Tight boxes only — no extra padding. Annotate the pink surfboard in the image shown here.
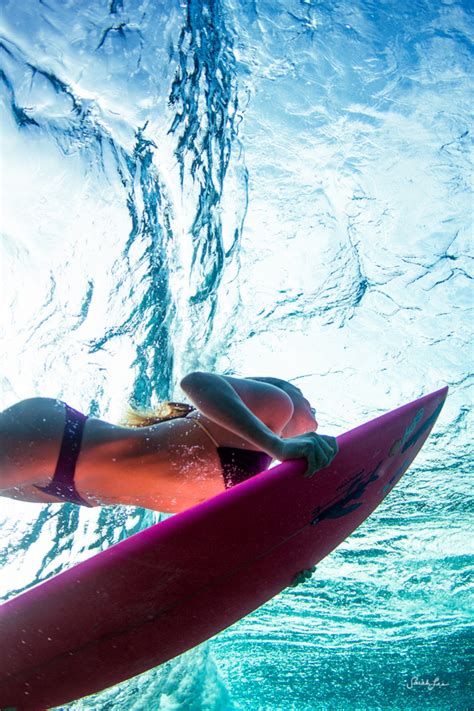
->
[0,386,448,710]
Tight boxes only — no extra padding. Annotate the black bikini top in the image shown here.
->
[187,413,273,489]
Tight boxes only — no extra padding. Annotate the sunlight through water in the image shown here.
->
[0,0,472,708]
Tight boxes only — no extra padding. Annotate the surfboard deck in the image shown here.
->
[0,386,448,710]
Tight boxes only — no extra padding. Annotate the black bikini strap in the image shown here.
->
[35,404,92,507]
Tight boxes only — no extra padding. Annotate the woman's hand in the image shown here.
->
[272,432,339,477]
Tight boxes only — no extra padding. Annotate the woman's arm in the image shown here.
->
[180,372,284,458]
[244,375,293,391]
[180,372,338,475]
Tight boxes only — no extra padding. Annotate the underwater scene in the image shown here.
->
[0,0,472,708]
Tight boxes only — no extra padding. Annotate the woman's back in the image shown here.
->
[0,398,227,511]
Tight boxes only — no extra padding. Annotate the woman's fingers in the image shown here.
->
[319,434,338,458]
[303,443,326,477]
[290,566,317,587]
[276,432,338,476]
[303,435,339,477]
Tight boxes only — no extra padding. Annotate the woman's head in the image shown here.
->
[279,383,318,438]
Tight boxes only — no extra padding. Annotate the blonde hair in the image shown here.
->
[120,401,195,427]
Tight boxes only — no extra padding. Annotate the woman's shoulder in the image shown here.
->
[219,374,295,431]
[182,372,294,437]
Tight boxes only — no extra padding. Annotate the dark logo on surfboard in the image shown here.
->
[310,461,383,525]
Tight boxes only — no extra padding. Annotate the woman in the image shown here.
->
[0,372,338,513]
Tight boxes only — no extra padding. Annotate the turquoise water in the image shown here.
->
[0,0,472,708]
